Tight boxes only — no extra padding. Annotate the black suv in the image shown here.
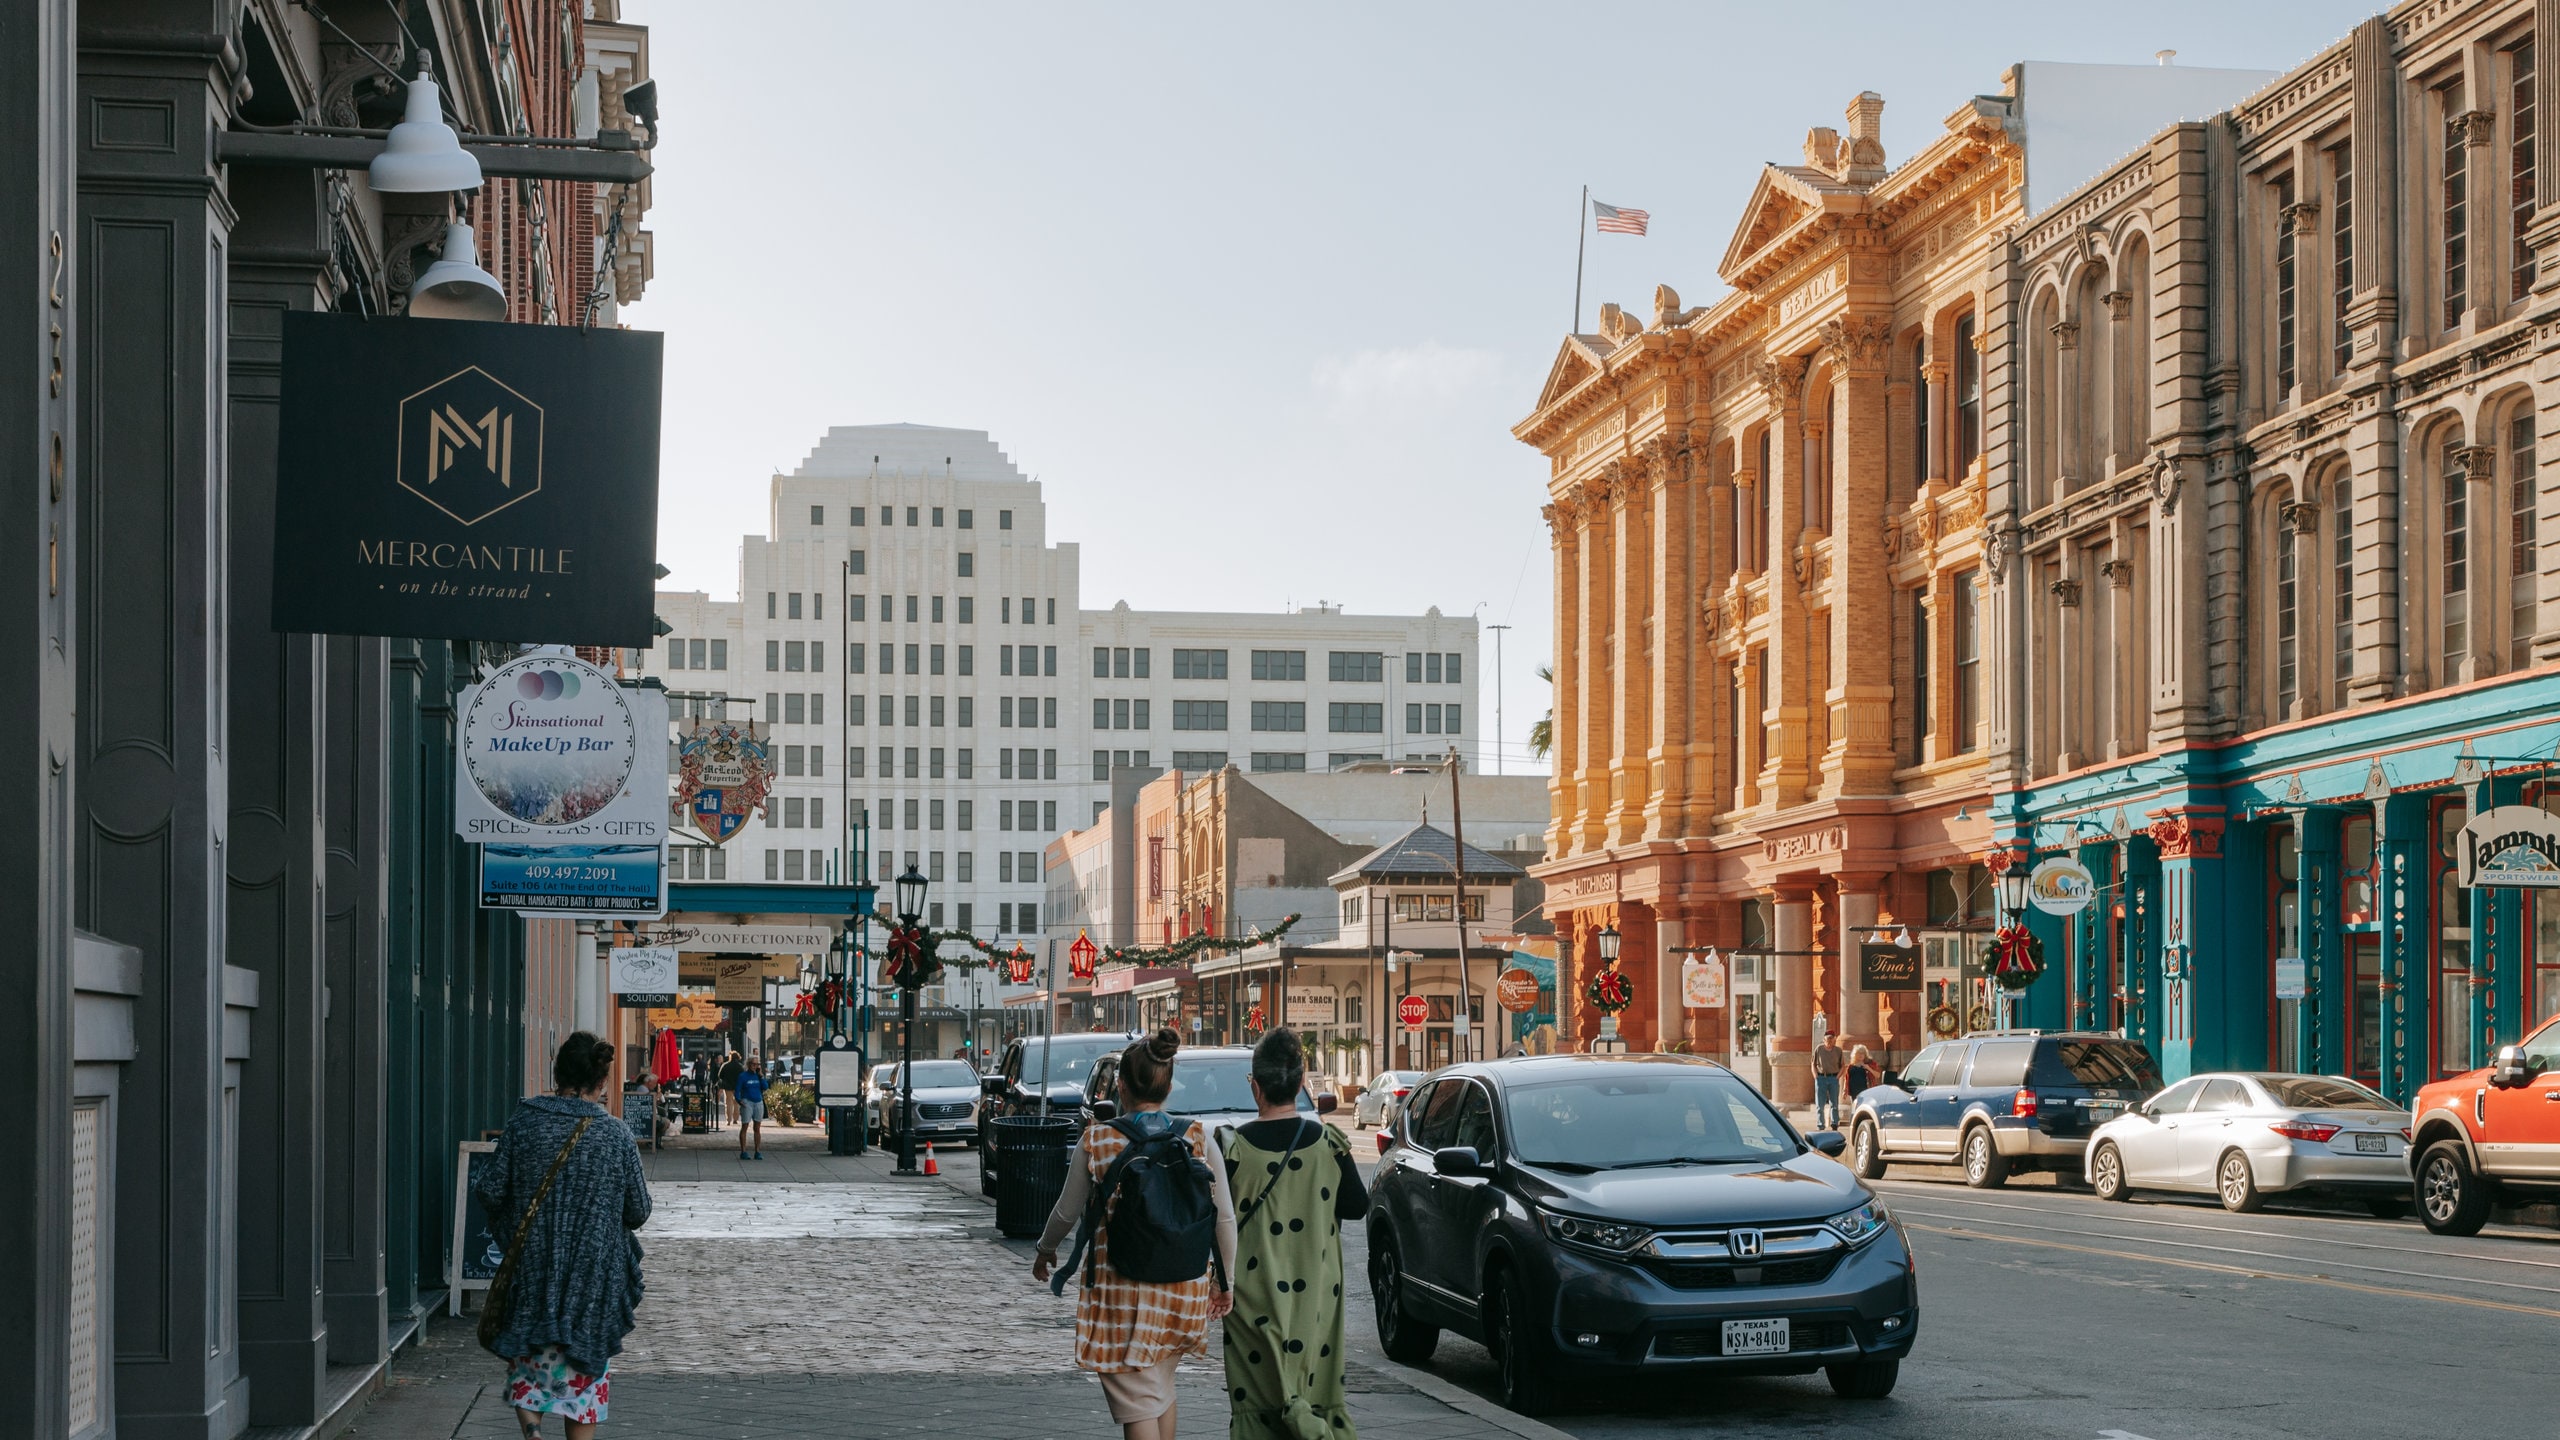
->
[978,1031,1140,1194]
[1367,1054,1915,1414]
[1846,1030,2161,1187]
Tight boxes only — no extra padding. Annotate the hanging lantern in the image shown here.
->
[1006,945,1035,985]
[1069,930,1099,980]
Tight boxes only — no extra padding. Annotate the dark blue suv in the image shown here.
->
[1368,1054,1917,1415]
[1845,1031,2161,1187]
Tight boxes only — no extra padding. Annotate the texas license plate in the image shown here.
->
[2355,1133,2388,1153]
[1722,1318,1790,1356]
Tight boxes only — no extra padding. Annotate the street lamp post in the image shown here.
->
[1594,923,1623,1053]
[1993,862,2031,1029]
[890,863,931,1176]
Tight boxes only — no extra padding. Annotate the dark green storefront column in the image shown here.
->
[2298,807,2344,1077]
[2379,794,2429,1104]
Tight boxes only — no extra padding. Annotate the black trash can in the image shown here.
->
[827,1105,866,1156]
[990,1114,1079,1239]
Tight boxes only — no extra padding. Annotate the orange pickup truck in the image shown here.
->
[2407,1013,2560,1234]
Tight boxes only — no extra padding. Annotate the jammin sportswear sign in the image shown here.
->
[270,312,663,646]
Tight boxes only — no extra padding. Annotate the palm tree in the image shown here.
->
[1527,664,1554,759]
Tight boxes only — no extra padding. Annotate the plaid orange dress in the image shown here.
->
[1061,1117,1234,1372]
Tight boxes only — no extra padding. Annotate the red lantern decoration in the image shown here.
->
[1005,945,1035,985]
[1068,930,1099,980]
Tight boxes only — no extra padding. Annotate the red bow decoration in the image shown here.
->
[1585,966,1634,1014]
[1985,924,2045,992]
[812,978,843,1020]
[791,991,816,1019]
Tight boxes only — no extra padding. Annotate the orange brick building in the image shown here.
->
[1516,87,2021,1100]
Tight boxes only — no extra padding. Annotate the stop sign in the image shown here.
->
[1398,995,1428,1030]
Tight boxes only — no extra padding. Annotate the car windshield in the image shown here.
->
[900,1061,978,1088]
[2255,1075,2394,1110]
[1504,1071,1796,1169]
[1022,1037,1128,1087]
[2036,1040,2162,1090]
[1165,1055,1313,1116]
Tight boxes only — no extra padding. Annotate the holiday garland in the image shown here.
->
[855,913,1308,988]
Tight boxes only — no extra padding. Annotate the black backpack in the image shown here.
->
[1052,1116,1226,1294]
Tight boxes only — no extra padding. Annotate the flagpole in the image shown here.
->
[1573,184,1587,334]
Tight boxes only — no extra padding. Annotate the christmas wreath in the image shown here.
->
[1982,923,2045,993]
[1968,1002,1996,1031]
[1584,966,1635,1014]
[1734,1008,1765,1050]
[1927,1003,1960,1038]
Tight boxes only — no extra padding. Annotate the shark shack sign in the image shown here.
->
[269,312,663,646]
[2459,805,2560,888]
[454,653,667,846]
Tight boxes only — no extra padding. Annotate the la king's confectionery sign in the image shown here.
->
[2458,805,2560,888]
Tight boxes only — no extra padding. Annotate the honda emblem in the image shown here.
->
[1729,1227,1764,1259]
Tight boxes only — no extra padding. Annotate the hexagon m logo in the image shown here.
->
[397,366,545,526]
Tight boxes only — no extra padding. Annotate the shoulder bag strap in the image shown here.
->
[481,1116,593,1338]
[1054,1124,1145,1295]
[1232,1120,1311,1228]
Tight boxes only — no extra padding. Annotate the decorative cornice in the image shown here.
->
[2452,109,2495,148]
[2282,200,2321,236]
[2279,499,2320,533]
[2048,576,2082,606]
[2101,290,2132,321]
[1755,352,1809,408]
[2051,319,2081,352]
[2099,556,2136,587]
[2450,443,2498,482]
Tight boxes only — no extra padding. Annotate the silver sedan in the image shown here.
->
[2084,1072,2412,1216]
[1354,1070,1426,1129]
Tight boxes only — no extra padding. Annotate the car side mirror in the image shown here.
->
[2127,1100,2149,1118]
[1433,1145,1490,1178]
[2491,1044,2534,1089]
[1088,1098,1119,1121]
[981,1075,1006,1097]
[1807,1130,1848,1158]
[1315,1093,1339,1115]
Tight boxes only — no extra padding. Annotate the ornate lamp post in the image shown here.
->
[1590,923,1627,1052]
[887,863,933,1176]
[1990,860,2036,1029]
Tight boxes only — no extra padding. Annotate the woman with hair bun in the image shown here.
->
[1221,1028,1367,1440]
[1034,1027,1238,1440]
[474,1031,652,1439]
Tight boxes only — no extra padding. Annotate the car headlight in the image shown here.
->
[1826,1199,1891,1248]
[1541,1210,1653,1255]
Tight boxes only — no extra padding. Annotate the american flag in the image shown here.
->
[1592,200,1649,235]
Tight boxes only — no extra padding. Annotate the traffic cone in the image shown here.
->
[922,1142,941,1176]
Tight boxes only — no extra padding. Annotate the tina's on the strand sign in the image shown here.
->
[270,311,664,646]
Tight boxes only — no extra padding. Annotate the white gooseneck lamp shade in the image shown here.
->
[408,223,505,321]
[368,58,483,194]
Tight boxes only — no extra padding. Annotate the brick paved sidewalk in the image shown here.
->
[344,1120,1566,1439]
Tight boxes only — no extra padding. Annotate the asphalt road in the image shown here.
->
[1332,1146,2560,1439]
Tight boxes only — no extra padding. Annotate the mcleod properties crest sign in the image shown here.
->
[270,312,663,646]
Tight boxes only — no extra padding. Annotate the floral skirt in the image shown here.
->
[506,1344,608,1423]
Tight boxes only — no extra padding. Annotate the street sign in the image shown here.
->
[1857,942,1923,993]
[1398,994,1428,1030]
[676,718,773,843]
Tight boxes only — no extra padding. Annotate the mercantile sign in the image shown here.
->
[271,312,664,646]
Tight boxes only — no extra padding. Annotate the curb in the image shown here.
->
[1379,1364,1581,1440]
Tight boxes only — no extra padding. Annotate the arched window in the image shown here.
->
[1912,334,1930,484]
[2275,491,2300,718]
[2509,411,2538,670]
[1817,385,1837,533]
[2332,471,2355,707]
[2442,432,2470,675]
[1752,426,1772,572]
[2023,295,2055,504]
[1955,314,1982,474]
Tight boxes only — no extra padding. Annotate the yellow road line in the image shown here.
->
[1906,1221,2560,1320]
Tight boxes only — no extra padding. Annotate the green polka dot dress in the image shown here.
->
[1220,1125,1357,1440]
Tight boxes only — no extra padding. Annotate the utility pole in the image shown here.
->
[1487,624,1509,775]
[1447,746,1475,1062]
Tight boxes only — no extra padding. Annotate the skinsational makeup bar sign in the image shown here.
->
[271,312,664,646]
[454,651,668,848]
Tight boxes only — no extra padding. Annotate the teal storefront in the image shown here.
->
[1999,677,2560,1105]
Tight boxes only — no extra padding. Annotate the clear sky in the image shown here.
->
[623,0,2378,776]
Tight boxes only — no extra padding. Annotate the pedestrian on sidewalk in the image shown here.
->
[1812,1034,1846,1130]
[1033,1029,1238,1440]
[474,1031,651,1440]
[1845,1044,1878,1103]
[717,1051,742,1130]
[736,1057,767,1160]
[1221,1028,1366,1440]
